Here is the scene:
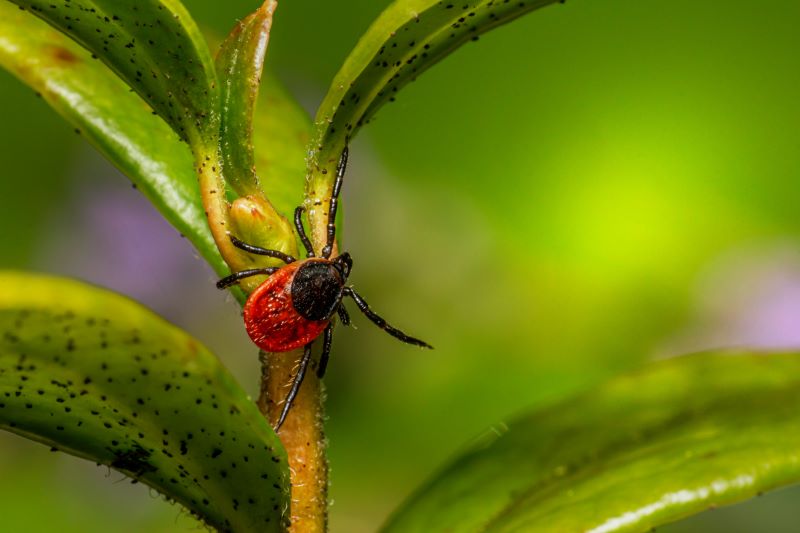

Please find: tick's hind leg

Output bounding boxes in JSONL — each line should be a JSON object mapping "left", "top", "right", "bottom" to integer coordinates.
{"left": 337, "top": 303, "right": 351, "bottom": 326}
{"left": 275, "top": 342, "right": 314, "bottom": 431}
{"left": 344, "top": 287, "right": 433, "bottom": 349}
{"left": 317, "top": 324, "right": 333, "bottom": 379}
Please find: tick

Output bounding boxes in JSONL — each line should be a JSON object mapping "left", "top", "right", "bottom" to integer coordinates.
{"left": 217, "top": 148, "right": 432, "bottom": 430}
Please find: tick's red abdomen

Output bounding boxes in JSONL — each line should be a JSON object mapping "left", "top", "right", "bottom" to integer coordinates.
{"left": 243, "top": 261, "right": 329, "bottom": 352}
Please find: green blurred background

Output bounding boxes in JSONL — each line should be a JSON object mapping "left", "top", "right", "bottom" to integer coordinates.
{"left": 2, "top": 0, "right": 800, "bottom": 531}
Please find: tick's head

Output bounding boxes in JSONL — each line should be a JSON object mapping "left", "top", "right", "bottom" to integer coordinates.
{"left": 332, "top": 252, "right": 352, "bottom": 279}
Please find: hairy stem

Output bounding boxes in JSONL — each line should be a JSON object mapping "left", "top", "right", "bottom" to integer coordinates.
{"left": 195, "top": 142, "right": 325, "bottom": 527}
{"left": 253, "top": 156, "right": 343, "bottom": 532}
{"left": 199, "top": 1, "right": 332, "bottom": 519}
{"left": 195, "top": 147, "right": 252, "bottom": 290}
{"left": 254, "top": 152, "right": 346, "bottom": 532}
{"left": 258, "top": 350, "right": 327, "bottom": 532}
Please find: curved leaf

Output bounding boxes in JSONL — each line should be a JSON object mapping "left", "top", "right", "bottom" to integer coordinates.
{"left": 310, "top": 0, "right": 563, "bottom": 157}
{"left": 0, "top": 3, "right": 225, "bottom": 277}
{"left": 215, "top": 0, "right": 301, "bottom": 290}
{"left": 0, "top": 3, "right": 311, "bottom": 294}
{"left": 304, "top": 0, "right": 563, "bottom": 242}
{"left": 216, "top": 0, "right": 277, "bottom": 198}
{"left": 0, "top": 272, "right": 290, "bottom": 532}
{"left": 223, "top": 73, "right": 310, "bottom": 290}
{"left": 9, "top": 0, "right": 217, "bottom": 145}
{"left": 383, "top": 351, "right": 800, "bottom": 533}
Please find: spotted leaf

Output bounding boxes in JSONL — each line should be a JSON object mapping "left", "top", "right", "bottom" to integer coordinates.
{"left": 0, "top": 3, "right": 311, "bottom": 301}
{"left": 383, "top": 352, "right": 800, "bottom": 532}
{"left": 9, "top": 0, "right": 218, "bottom": 146}
{"left": 306, "top": 0, "right": 564, "bottom": 236}
{"left": 0, "top": 3, "right": 224, "bottom": 277}
{"left": 0, "top": 272, "right": 290, "bottom": 532}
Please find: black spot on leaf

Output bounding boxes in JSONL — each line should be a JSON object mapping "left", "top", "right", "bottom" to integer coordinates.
{"left": 111, "top": 444, "right": 156, "bottom": 475}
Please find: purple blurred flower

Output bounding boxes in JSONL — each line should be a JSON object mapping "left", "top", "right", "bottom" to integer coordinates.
{"left": 664, "top": 243, "right": 800, "bottom": 354}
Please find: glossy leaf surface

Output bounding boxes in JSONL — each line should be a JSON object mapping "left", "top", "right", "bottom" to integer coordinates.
{"left": 9, "top": 0, "right": 217, "bottom": 145}
{"left": 0, "top": 272, "right": 289, "bottom": 532}
{"left": 0, "top": 3, "right": 226, "bottom": 276}
{"left": 384, "top": 352, "right": 800, "bottom": 532}
{"left": 0, "top": 3, "right": 311, "bottom": 287}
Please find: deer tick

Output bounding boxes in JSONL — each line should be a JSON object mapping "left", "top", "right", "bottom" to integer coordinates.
{"left": 217, "top": 148, "right": 432, "bottom": 430}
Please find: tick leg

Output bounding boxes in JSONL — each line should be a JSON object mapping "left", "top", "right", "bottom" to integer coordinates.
{"left": 230, "top": 235, "right": 296, "bottom": 264}
{"left": 216, "top": 267, "right": 279, "bottom": 289}
{"left": 317, "top": 324, "right": 334, "bottom": 379}
{"left": 275, "top": 342, "right": 314, "bottom": 432}
{"left": 294, "top": 206, "right": 315, "bottom": 258}
{"left": 344, "top": 287, "right": 433, "bottom": 349}
{"left": 337, "top": 303, "right": 351, "bottom": 326}
{"left": 322, "top": 147, "right": 348, "bottom": 259}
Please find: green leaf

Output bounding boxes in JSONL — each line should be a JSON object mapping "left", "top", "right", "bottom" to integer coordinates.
{"left": 216, "top": 0, "right": 277, "bottom": 198}
{"left": 9, "top": 0, "right": 218, "bottom": 146}
{"left": 0, "top": 3, "right": 311, "bottom": 296}
{"left": 0, "top": 272, "right": 290, "bottom": 532}
{"left": 303, "top": 0, "right": 563, "bottom": 244}
{"left": 224, "top": 73, "right": 310, "bottom": 281}
{"left": 383, "top": 351, "right": 800, "bottom": 533}
{"left": 0, "top": 3, "right": 226, "bottom": 277}
{"left": 309, "top": 0, "right": 563, "bottom": 168}
{"left": 215, "top": 0, "right": 306, "bottom": 283}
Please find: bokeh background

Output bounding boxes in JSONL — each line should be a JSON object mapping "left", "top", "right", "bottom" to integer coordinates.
{"left": 2, "top": 0, "right": 800, "bottom": 531}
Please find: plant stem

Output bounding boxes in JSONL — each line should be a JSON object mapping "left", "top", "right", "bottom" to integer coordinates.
{"left": 253, "top": 158, "right": 345, "bottom": 532}
{"left": 258, "top": 350, "right": 327, "bottom": 532}
{"left": 251, "top": 160, "right": 339, "bottom": 532}
{"left": 195, "top": 148, "right": 250, "bottom": 280}
{"left": 198, "top": 143, "right": 334, "bottom": 530}
{"left": 196, "top": 143, "right": 327, "bottom": 529}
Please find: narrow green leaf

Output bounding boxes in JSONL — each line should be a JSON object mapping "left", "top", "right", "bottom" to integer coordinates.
{"left": 303, "top": 0, "right": 562, "bottom": 245}
{"left": 0, "top": 272, "right": 289, "bottom": 532}
{"left": 309, "top": 0, "right": 563, "bottom": 167}
{"left": 216, "top": 0, "right": 277, "bottom": 198}
{"left": 0, "top": 3, "right": 226, "bottom": 277}
{"left": 214, "top": 0, "right": 305, "bottom": 286}
{"left": 9, "top": 0, "right": 218, "bottom": 145}
{"left": 383, "top": 352, "right": 800, "bottom": 533}
{"left": 224, "top": 73, "right": 311, "bottom": 286}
